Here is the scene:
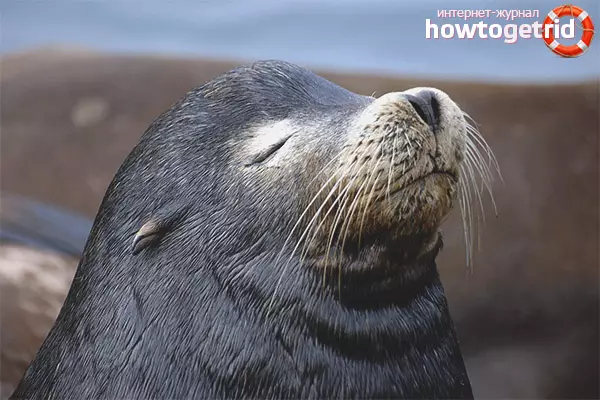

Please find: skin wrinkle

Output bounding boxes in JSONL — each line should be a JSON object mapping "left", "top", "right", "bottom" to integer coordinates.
{"left": 11, "top": 60, "right": 499, "bottom": 399}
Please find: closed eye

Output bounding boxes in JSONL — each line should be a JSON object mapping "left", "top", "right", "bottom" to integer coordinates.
{"left": 245, "top": 133, "right": 292, "bottom": 166}
{"left": 244, "top": 119, "right": 296, "bottom": 166}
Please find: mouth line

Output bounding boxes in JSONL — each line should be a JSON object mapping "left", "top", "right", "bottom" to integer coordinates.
{"left": 386, "top": 170, "right": 458, "bottom": 198}
{"left": 431, "top": 168, "right": 459, "bottom": 182}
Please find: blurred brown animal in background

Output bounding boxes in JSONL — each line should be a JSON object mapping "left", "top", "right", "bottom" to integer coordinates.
{"left": 1, "top": 48, "right": 598, "bottom": 399}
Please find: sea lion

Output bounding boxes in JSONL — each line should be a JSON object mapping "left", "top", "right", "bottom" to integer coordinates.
{"left": 11, "top": 60, "right": 498, "bottom": 399}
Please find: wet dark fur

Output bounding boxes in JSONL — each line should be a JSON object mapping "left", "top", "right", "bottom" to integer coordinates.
{"left": 11, "top": 61, "right": 472, "bottom": 399}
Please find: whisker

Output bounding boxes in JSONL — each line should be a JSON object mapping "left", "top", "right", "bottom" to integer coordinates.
{"left": 459, "top": 164, "right": 474, "bottom": 267}
{"left": 457, "top": 112, "right": 502, "bottom": 266}
{"left": 358, "top": 141, "right": 388, "bottom": 248}
{"left": 403, "top": 131, "right": 413, "bottom": 157}
{"left": 464, "top": 146, "right": 486, "bottom": 227}
{"left": 466, "top": 153, "right": 484, "bottom": 252}
{"left": 458, "top": 183, "right": 471, "bottom": 268}
{"left": 408, "top": 126, "right": 427, "bottom": 145}
{"left": 463, "top": 114, "right": 503, "bottom": 182}
{"left": 267, "top": 163, "right": 348, "bottom": 313}
{"left": 321, "top": 161, "right": 371, "bottom": 286}
{"left": 319, "top": 140, "right": 387, "bottom": 290}
{"left": 386, "top": 132, "right": 399, "bottom": 201}
{"left": 465, "top": 129, "right": 495, "bottom": 181}
{"left": 465, "top": 137, "right": 498, "bottom": 217}
{"left": 298, "top": 167, "right": 350, "bottom": 265}
{"left": 336, "top": 167, "right": 380, "bottom": 296}
{"left": 306, "top": 150, "right": 345, "bottom": 188}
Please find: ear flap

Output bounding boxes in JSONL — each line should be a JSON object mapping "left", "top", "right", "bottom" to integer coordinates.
{"left": 131, "top": 201, "right": 189, "bottom": 255}
{"left": 132, "top": 220, "right": 163, "bottom": 255}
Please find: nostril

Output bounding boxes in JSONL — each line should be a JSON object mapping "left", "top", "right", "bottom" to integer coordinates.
{"left": 403, "top": 91, "right": 440, "bottom": 132}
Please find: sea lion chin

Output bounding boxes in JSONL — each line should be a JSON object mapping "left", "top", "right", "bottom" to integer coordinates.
{"left": 11, "top": 60, "right": 498, "bottom": 400}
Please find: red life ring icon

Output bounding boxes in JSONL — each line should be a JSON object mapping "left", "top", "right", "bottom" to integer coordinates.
{"left": 543, "top": 4, "right": 595, "bottom": 57}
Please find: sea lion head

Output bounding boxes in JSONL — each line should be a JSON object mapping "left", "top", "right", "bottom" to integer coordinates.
{"left": 86, "top": 59, "right": 499, "bottom": 294}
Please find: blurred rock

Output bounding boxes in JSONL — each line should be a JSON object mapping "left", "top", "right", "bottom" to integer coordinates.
{"left": 0, "top": 194, "right": 90, "bottom": 398}
{"left": 0, "top": 244, "right": 77, "bottom": 398}
{"left": 1, "top": 47, "right": 598, "bottom": 399}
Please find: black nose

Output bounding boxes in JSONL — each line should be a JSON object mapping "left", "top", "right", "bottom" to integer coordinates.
{"left": 403, "top": 90, "right": 440, "bottom": 132}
